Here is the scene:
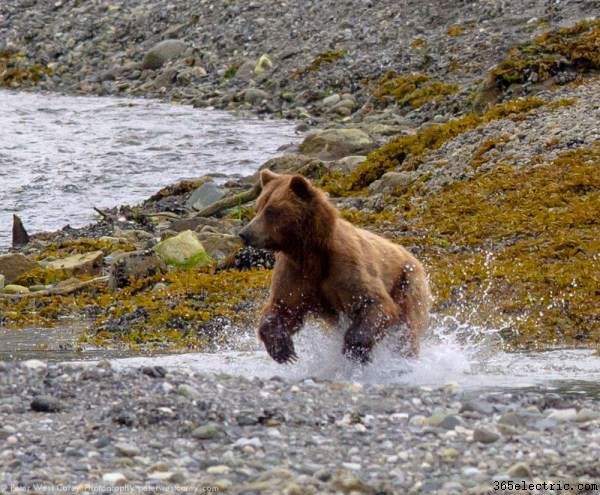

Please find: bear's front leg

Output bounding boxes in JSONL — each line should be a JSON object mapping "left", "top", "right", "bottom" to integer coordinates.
{"left": 258, "top": 310, "right": 303, "bottom": 364}
{"left": 343, "top": 299, "right": 396, "bottom": 364}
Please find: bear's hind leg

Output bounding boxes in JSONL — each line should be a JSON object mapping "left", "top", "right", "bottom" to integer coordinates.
{"left": 343, "top": 297, "right": 398, "bottom": 364}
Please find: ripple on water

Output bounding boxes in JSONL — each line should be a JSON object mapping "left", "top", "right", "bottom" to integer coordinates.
{"left": 0, "top": 90, "right": 301, "bottom": 249}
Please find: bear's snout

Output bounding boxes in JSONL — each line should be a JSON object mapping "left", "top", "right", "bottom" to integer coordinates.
{"left": 238, "top": 226, "right": 251, "bottom": 246}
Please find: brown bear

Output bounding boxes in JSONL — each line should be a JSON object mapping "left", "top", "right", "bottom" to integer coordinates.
{"left": 238, "top": 170, "right": 432, "bottom": 364}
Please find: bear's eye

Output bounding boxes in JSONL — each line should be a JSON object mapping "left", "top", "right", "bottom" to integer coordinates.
{"left": 264, "top": 206, "right": 279, "bottom": 219}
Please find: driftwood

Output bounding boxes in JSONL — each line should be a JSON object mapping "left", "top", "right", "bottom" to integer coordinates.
{"left": 93, "top": 207, "right": 115, "bottom": 222}
{"left": 12, "top": 214, "right": 29, "bottom": 248}
{"left": 0, "top": 276, "right": 109, "bottom": 299}
{"left": 193, "top": 161, "right": 328, "bottom": 218}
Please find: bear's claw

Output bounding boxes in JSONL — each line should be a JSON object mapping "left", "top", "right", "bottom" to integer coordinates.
{"left": 265, "top": 334, "right": 298, "bottom": 364}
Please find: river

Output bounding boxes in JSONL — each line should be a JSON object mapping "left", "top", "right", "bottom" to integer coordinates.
{"left": 0, "top": 90, "right": 300, "bottom": 249}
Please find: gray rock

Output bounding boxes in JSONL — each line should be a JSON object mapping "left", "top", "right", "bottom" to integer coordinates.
{"left": 2, "top": 284, "right": 30, "bottom": 295}
{"left": 299, "top": 128, "right": 375, "bottom": 160}
{"left": 547, "top": 408, "right": 577, "bottom": 422}
{"left": 0, "top": 273, "right": 4, "bottom": 290}
{"left": 323, "top": 93, "right": 341, "bottom": 106}
{"left": 329, "top": 155, "right": 366, "bottom": 175}
{"left": 368, "top": 171, "right": 419, "bottom": 195}
{"left": 186, "top": 181, "right": 227, "bottom": 211}
{"left": 192, "top": 424, "right": 221, "bottom": 440}
{"left": 45, "top": 251, "right": 104, "bottom": 277}
{"left": 575, "top": 408, "right": 599, "bottom": 422}
{"left": 141, "top": 39, "right": 187, "bottom": 70}
{"left": 507, "top": 462, "right": 531, "bottom": 478}
{"left": 0, "top": 253, "right": 38, "bottom": 284}
{"left": 195, "top": 233, "right": 240, "bottom": 260}
{"left": 108, "top": 251, "right": 167, "bottom": 291}
{"left": 244, "top": 87, "right": 270, "bottom": 105}
{"left": 251, "top": 154, "right": 326, "bottom": 183}
{"left": 473, "top": 427, "right": 500, "bottom": 444}
{"left": 114, "top": 442, "right": 141, "bottom": 458}
{"left": 31, "top": 395, "right": 62, "bottom": 413}
{"left": 234, "top": 60, "right": 256, "bottom": 80}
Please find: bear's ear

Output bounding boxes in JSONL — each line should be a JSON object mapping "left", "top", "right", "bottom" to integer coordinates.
{"left": 290, "top": 175, "right": 313, "bottom": 200}
{"left": 260, "top": 169, "right": 278, "bottom": 187}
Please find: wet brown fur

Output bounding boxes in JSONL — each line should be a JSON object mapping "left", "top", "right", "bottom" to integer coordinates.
{"left": 238, "top": 170, "right": 432, "bottom": 364}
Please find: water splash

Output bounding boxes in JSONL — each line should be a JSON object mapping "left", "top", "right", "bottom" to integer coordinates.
{"left": 111, "top": 318, "right": 600, "bottom": 393}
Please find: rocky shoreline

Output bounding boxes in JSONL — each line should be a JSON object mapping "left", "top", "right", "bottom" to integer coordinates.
{"left": 1, "top": 360, "right": 599, "bottom": 494}
{"left": 0, "top": 0, "right": 599, "bottom": 351}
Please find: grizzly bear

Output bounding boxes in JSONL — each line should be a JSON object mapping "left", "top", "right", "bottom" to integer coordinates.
{"left": 238, "top": 170, "right": 432, "bottom": 364}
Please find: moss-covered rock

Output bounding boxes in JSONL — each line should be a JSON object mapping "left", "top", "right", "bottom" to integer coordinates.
{"left": 373, "top": 72, "right": 459, "bottom": 109}
{"left": 154, "top": 230, "right": 212, "bottom": 269}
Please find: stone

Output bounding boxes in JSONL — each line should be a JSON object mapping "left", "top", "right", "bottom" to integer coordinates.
{"left": 102, "top": 473, "right": 127, "bottom": 485}
{"left": 0, "top": 274, "right": 4, "bottom": 290}
{"left": 244, "top": 87, "right": 270, "bottom": 105}
{"left": 192, "top": 424, "right": 221, "bottom": 440}
{"left": 186, "top": 181, "right": 227, "bottom": 211}
{"left": 323, "top": 93, "right": 341, "bottom": 106}
{"left": 0, "top": 253, "right": 38, "bottom": 284}
{"left": 547, "top": 408, "right": 578, "bottom": 422}
{"left": 473, "top": 427, "right": 500, "bottom": 444}
{"left": 195, "top": 233, "right": 240, "bottom": 260}
{"left": 251, "top": 154, "right": 326, "bottom": 183}
{"left": 425, "top": 414, "right": 462, "bottom": 430}
{"left": 368, "top": 171, "right": 419, "bottom": 195}
{"left": 329, "top": 155, "right": 367, "bottom": 175}
{"left": 177, "top": 384, "right": 198, "bottom": 398}
{"left": 330, "top": 469, "right": 372, "bottom": 493}
{"left": 498, "top": 412, "right": 526, "bottom": 428}
{"left": 154, "top": 230, "right": 211, "bottom": 269}
{"left": 576, "top": 408, "right": 599, "bottom": 422}
{"left": 254, "top": 54, "right": 273, "bottom": 74}
{"left": 234, "top": 60, "right": 256, "bottom": 80}
{"left": 22, "top": 359, "right": 47, "bottom": 370}
{"left": 108, "top": 251, "right": 167, "bottom": 291}
{"left": 45, "top": 251, "right": 104, "bottom": 277}
{"left": 114, "top": 442, "right": 141, "bottom": 458}
{"left": 31, "top": 395, "right": 62, "bottom": 413}
{"left": 3, "top": 284, "right": 30, "bottom": 295}
{"left": 232, "top": 437, "right": 262, "bottom": 449}
{"left": 12, "top": 214, "right": 29, "bottom": 248}
{"left": 141, "top": 39, "right": 186, "bottom": 70}
{"left": 298, "top": 128, "right": 375, "bottom": 160}
{"left": 507, "top": 462, "right": 532, "bottom": 478}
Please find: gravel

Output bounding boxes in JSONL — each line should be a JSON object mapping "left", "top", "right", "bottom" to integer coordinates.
{"left": 1, "top": 361, "right": 599, "bottom": 494}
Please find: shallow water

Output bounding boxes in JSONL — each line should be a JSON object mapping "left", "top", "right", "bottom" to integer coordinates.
{"left": 2, "top": 321, "right": 599, "bottom": 395}
{"left": 0, "top": 90, "right": 300, "bottom": 249}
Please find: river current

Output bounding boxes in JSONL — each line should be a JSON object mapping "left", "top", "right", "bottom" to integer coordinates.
{"left": 0, "top": 90, "right": 300, "bottom": 249}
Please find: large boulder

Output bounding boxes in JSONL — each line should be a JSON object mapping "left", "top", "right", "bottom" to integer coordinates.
{"left": 0, "top": 253, "right": 39, "bottom": 284}
{"left": 109, "top": 251, "right": 167, "bottom": 291}
{"left": 185, "top": 181, "right": 228, "bottom": 211}
{"left": 44, "top": 251, "right": 104, "bottom": 277}
{"left": 142, "top": 40, "right": 187, "bottom": 70}
{"left": 298, "top": 128, "right": 376, "bottom": 160}
{"left": 154, "top": 230, "right": 211, "bottom": 269}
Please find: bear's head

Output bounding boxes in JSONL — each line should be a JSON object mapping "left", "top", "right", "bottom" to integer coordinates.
{"left": 238, "top": 170, "right": 336, "bottom": 253}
